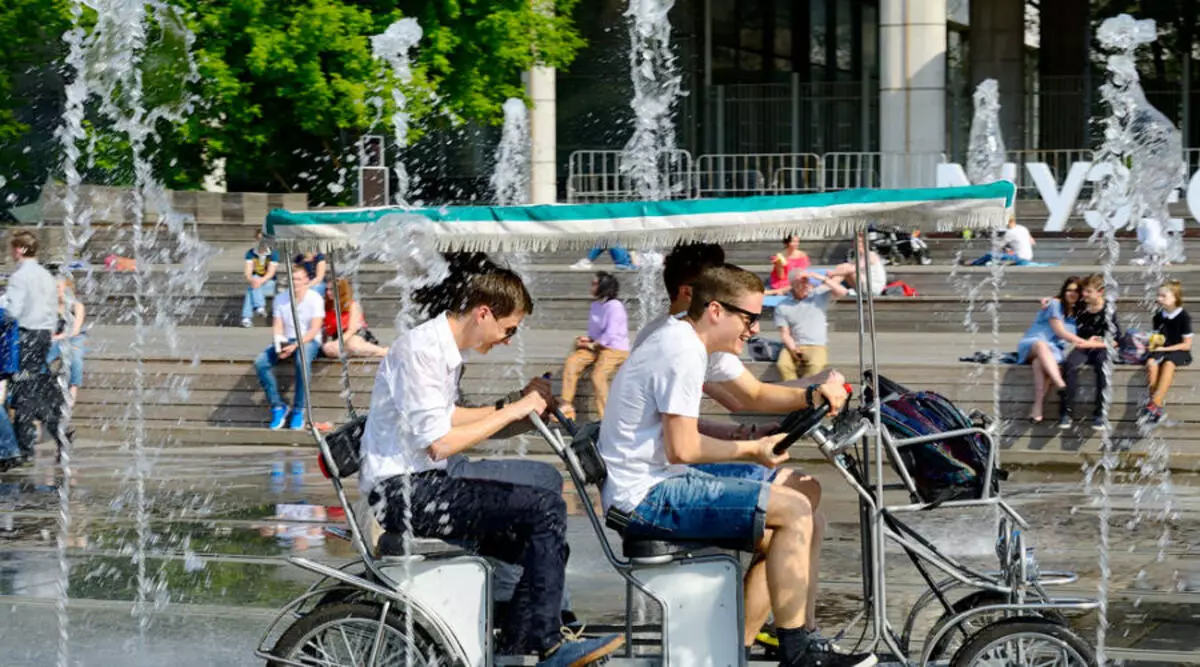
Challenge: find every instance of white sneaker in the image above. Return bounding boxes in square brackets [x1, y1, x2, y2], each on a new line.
[241, 318, 253, 328]
[255, 307, 266, 317]
[570, 258, 593, 270]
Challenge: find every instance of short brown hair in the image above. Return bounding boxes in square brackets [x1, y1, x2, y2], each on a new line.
[458, 269, 533, 318]
[10, 231, 38, 258]
[1082, 274, 1105, 292]
[1162, 279, 1185, 306]
[687, 263, 764, 320]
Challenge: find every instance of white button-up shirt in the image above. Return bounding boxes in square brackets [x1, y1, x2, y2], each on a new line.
[359, 313, 463, 493]
[3, 259, 57, 331]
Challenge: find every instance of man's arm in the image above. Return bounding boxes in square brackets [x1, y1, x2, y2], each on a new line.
[706, 369, 846, 414]
[663, 414, 782, 465]
[429, 395, 544, 461]
[263, 260, 278, 282]
[244, 260, 256, 286]
[5, 271, 27, 323]
[779, 324, 797, 353]
[301, 315, 323, 344]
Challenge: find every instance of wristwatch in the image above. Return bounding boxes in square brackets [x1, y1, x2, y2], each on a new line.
[805, 384, 819, 408]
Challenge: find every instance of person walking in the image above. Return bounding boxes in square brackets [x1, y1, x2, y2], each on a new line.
[3, 231, 58, 460]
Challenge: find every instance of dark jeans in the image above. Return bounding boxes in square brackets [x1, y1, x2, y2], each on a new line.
[12, 328, 55, 457]
[1062, 348, 1108, 418]
[371, 470, 568, 655]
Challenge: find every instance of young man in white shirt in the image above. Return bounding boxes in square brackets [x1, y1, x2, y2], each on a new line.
[255, 257, 326, 430]
[601, 264, 874, 667]
[637, 243, 849, 650]
[970, 215, 1035, 265]
[359, 267, 623, 667]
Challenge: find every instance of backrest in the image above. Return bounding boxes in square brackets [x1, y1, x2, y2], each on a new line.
[320, 414, 367, 478]
[881, 391, 993, 504]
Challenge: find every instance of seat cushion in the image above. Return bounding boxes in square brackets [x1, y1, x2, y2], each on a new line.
[377, 532, 476, 557]
[621, 536, 709, 560]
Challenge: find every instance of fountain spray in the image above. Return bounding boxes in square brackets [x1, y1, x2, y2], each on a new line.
[1087, 15, 1184, 664]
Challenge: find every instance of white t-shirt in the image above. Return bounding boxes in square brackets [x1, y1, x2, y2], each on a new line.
[633, 312, 746, 383]
[1004, 224, 1035, 261]
[1138, 218, 1168, 254]
[599, 316, 708, 513]
[273, 289, 325, 342]
[359, 313, 463, 493]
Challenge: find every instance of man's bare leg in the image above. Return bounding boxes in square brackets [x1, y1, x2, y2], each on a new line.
[762, 486, 813, 629]
[744, 470, 825, 643]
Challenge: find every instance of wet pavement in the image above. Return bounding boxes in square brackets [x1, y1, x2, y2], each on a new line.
[0, 438, 1196, 665]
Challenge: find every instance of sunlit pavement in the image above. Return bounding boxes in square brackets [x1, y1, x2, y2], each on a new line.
[0, 439, 1195, 665]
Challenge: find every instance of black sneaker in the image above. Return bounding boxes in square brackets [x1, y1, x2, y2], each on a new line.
[1091, 416, 1105, 431]
[1056, 414, 1072, 430]
[790, 647, 878, 667]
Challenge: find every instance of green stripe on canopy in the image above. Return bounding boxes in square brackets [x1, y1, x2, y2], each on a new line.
[265, 183, 1014, 252]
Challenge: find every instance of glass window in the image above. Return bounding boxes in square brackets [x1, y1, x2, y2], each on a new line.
[835, 0, 852, 72]
[862, 3, 878, 79]
[775, 0, 792, 59]
[810, 0, 826, 66]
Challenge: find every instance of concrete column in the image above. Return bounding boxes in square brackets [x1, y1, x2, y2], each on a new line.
[528, 65, 557, 204]
[970, 0, 1025, 150]
[880, 0, 947, 187]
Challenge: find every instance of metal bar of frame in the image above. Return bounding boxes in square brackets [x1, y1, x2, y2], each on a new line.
[282, 243, 388, 585]
[326, 254, 357, 417]
[849, 231, 877, 652]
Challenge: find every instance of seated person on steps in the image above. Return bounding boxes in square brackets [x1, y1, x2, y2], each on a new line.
[600, 263, 876, 667]
[358, 263, 622, 667]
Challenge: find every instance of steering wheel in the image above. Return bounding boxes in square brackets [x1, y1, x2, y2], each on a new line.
[772, 383, 854, 454]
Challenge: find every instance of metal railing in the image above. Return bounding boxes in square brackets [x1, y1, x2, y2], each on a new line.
[565, 150, 693, 203]
[565, 148, 1195, 203]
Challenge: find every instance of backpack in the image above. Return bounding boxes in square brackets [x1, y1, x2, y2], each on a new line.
[880, 390, 996, 505]
[1119, 329, 1149, 365]
[882, 280, 919, 297]
[747, 336, 784, 362]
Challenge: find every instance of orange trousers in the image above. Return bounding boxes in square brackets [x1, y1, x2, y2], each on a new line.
[560, 347, 629, 418]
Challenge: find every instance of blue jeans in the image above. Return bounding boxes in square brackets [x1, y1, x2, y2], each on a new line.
[242, 279, 276, 320]
[623, 469, 769, 551]
[0, 408, 19, 459]
[254, 339, 321, 410]
[47, 334, 87, 387]
[692, 462, 779, 483]
[443, 455, 572, 609]
[587, 245, 634, 266]
[970, 252, 1029, 266]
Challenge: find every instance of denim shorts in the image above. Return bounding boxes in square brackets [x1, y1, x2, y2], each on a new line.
[624, 470, 770, 552]
[691, 462, 779, 483]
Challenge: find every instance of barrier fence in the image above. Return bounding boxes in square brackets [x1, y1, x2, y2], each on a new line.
[567, 148, 1200, 203]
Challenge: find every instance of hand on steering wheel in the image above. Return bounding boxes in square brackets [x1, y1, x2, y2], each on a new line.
[753, 434, 790, 468]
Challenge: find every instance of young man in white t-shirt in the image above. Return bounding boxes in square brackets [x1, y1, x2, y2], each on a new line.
[255, 257, 326, 430]
[970, 216, 1035, 265]
[601, 264, 874, 667]
[359, 267, 623, 667]
[635, 243, 849, 652]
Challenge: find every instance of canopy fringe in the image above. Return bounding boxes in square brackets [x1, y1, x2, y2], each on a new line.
[278, 209, 1005, 254]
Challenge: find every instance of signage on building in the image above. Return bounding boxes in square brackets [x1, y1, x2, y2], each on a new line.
[937, 162, 1200, 232]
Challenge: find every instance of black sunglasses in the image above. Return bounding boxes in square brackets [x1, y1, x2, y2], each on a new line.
[714, 300, 761, 328]
[501, 324, 519, 341]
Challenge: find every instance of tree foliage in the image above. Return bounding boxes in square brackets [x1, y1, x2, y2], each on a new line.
[0, 0, 585, 206]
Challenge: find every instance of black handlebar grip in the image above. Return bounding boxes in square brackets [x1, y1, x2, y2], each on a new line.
[772, 384, 853, 455]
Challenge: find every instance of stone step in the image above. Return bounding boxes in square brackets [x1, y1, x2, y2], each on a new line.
[71, 293, 1179, 332]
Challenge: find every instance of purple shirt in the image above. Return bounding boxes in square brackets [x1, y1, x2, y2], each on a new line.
[589, 299, 629, 351]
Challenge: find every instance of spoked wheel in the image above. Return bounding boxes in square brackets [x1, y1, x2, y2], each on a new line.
[926, 591, 1066, 662]
[268, 602, 443, 667]
[950, 618, 1096, 667]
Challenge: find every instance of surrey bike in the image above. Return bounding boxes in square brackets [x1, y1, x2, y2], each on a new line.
[253, 181, 1096, 665]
